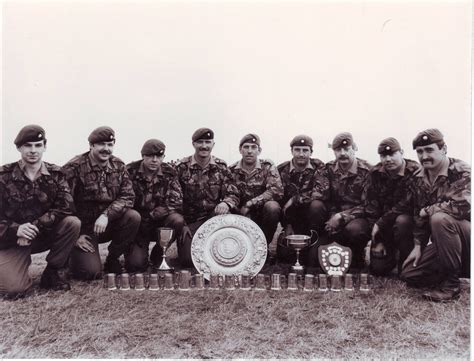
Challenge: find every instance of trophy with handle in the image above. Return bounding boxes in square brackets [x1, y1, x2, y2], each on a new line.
[157, 227, 174, 272]
[284, 230, 318, 273]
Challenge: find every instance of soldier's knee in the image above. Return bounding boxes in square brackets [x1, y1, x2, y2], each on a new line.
[429, 212, 453, 229]
[309, 200, 326, 214]
[123, 209, 141, 225]
[263, 201, 281, 218]
[395, 214, 413, 229]
[166, 213, 185, 229]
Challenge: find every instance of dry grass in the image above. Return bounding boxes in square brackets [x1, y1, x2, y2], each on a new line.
[0, 245, 470, 359]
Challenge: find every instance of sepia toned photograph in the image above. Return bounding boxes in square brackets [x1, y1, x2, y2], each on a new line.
[0, 0, 470, 358]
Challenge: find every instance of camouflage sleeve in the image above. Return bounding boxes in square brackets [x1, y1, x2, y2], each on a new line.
[103, 168, 135, 221]
[221, 167, 240, 209]
[424, 170, 470, 221]
[310, 165, 330, 202]
[249, 165, 283, 207]
[0, 181, 20, 248]
[31, 171, 75, 232]
[150, 176, 184, 221]
[61, 162, 79, 198]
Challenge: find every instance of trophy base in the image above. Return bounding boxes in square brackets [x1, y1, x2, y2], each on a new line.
[291, 264, 305, 274]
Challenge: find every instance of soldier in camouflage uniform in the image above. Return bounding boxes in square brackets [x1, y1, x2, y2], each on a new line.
[125, 139, 184, 272]
[228, 133, 283, 261]
[325, 132, 372, 269]
[276, 135, 330, 266]
[400, 129, 470, 302]
[365, 138, 420, 276]
[0, 125, 80, 296]
[62, 126, 140, 279]
[176, 127, 239, 267]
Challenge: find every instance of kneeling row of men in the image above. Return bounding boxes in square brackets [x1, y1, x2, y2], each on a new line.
[0, 125, 470, 302]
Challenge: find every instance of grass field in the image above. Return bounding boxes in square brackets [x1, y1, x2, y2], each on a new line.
[0, 245, 470, 359]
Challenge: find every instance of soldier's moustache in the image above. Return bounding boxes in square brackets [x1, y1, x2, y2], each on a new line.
[99, 150, 112, 155]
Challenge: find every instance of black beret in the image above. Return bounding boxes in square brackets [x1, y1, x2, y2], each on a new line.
[14, 124, 46, 147]
[239, 133, 261, 147]
[141, 139, 166, 156]
[412, 128, 444, 149]
[331, 132, 354, 150]
[378, 137, 401, 155]
[192, 128, 214, 142]
[88, 126, 115, 144]
[290, 134, 313, 148]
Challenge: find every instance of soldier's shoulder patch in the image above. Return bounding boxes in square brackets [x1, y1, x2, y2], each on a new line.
[162, 162, 177, 176]
[404, 159, 421, 174]
[450, 158, 471, 174]
[110, 155, 125, 166]
[214, 157, 228, 167]
[0, 162, 16, 174]
[357, 158, 372, 171]
[277, 160, 290, 171]
[44, 162, 62, 173]
[228, 161, 239, 169]
[310, 158, 325, 169]
[261, 158, 275, 167]
[64, 153, 85, 167]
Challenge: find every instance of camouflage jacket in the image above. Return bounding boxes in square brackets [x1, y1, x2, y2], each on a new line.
[326, 158, 372, 224]
[409, 157, 470, 246]
[126, 160, 183, 222]
[62, 152, 135, 230]
[277, 158, 329, 208]
[176, 155, 239, 223]
[364, 159, 420, 231]
[228, 159, 283, 209]
[0, 161, 75, 249]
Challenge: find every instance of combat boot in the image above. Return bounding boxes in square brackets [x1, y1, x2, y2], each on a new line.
[422, 277, 461, 302]
[40, 265, 71, 291]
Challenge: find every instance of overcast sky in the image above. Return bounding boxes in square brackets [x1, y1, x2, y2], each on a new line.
[1, 0, 471, 167]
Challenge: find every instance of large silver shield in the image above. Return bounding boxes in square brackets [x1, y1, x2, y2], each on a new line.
[191, 215, 267, 280]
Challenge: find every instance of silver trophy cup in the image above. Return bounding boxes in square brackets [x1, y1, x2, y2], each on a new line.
[157, 227, 174, 272]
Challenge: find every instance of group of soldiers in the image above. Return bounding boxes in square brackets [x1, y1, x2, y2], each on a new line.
[0, 124, 470, 302]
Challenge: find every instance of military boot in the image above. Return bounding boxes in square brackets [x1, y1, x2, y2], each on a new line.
[422, 277, 461, 302]
[40, 265, 71, 291]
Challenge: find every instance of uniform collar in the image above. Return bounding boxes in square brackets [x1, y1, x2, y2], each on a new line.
[16, 160, 50, 180]
[235, 159, 262, 170]
[191, 155, 216, 167]
[290, 159, 313, 172]
[88, 152, 112, 170]
[138, 161, 163, 176]
[379, 159, 406, 177]
[416, 157, 450, 181]
[334, 158, 358, 175]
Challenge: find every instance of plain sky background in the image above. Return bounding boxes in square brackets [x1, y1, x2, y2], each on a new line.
[1, 0, 471, 167]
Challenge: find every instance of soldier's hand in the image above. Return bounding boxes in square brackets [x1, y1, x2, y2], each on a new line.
[326, 213, 343, 232]
[94, 214, 108, 235]
[371, 242, 387, 258]
[17, 237, 32, 247]
[371, 224, 380, 240]
[402, 245, 422, 269]
[17, 223, 39, 240]
[215, 202, 230, 215]
[240, 206, 251, 217]
[419, 208, 428, 218]
[282, 199, 293, 216]
[76, 235, 95, 253]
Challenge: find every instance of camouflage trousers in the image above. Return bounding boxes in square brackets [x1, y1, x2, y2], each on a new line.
[0, 216, 80, 296]
[400, 213, 470, 288]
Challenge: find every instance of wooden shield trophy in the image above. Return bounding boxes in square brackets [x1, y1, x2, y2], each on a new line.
[318, 242, 352, 276]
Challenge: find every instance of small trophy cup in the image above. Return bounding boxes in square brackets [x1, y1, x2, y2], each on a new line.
[157, 227, 174, 272]
[284, 230, 318, 273]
